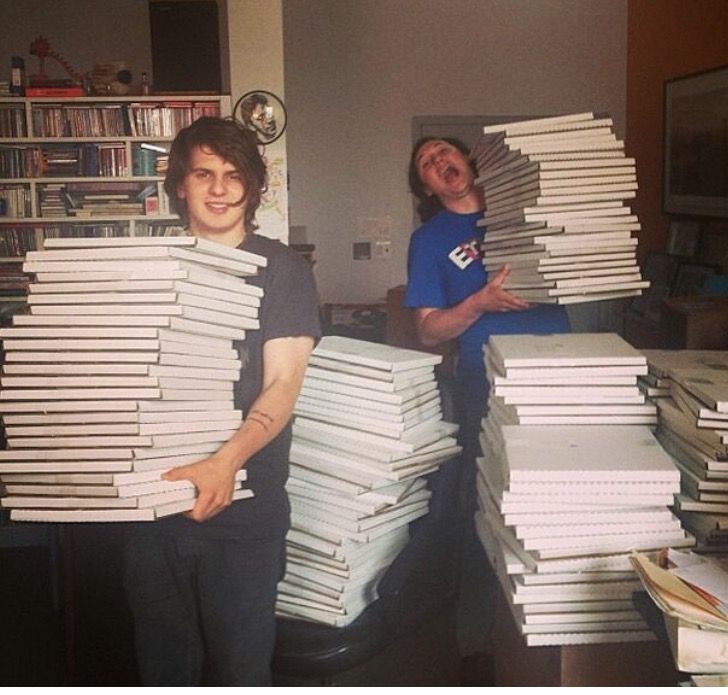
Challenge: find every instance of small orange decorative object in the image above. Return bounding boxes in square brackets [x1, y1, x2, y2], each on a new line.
[29, 35, 84, 84]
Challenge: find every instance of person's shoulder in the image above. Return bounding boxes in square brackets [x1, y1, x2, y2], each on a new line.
[244, 233, 307, 268]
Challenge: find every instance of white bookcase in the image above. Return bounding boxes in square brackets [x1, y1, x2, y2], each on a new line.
[0, 94, 231, 299]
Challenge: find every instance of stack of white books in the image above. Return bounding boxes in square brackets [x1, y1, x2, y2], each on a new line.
[485, 332, 657, 426]
[641, 350, 728, 550]
[472, 112, 649, 304]
[476, 333, 692, 646]
[275, 336, 462, 627]
[0, 236, 263, 522]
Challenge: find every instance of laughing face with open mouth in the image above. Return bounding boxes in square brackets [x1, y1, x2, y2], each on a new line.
[414, 138, 480, 213]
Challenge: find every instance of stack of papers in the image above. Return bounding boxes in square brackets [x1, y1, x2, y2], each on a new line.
[472, 113, 648, 304]
[476, 333, 691, 646]
[641, 350, 728, 550]
[631, 549, 728, 674]
[275, 336, 462, 627]
[485, 332, 656, 425]
[0, 236, 263, 522]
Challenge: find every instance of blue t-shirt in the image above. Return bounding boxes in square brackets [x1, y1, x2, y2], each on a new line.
[405, 208, 570, 375]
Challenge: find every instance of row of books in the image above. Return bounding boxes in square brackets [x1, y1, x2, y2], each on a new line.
[476, 332, 690, 646]
[0, 185, 32, 218]
[472, 113, 648, 304]
[0, 104, 27, 138]
[28, 102, 221, 139]
[0, 143, 131, 178]
[0, 235, 266, 522]
[36, 181, 171, 219]
[0, 227, 40, 256]
[641, 349, 728, 553]
[276, 336, 461, 627]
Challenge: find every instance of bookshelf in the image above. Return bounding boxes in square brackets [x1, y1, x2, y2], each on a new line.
[0, 94, 231, 299]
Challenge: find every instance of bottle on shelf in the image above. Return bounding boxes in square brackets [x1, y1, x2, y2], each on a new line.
[10, 57, 25, 97]
[141, 72, 150, 96]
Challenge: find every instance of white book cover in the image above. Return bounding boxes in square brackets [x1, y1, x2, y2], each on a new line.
[302, 365, 434, 393]
[28, 279, 177, 294]
[311, 335, 441, 372]
[9, 488, 252, 523]
[488, 332, 646, 369]
[301, 376, 437, 406]
[43, 234, 267, 268]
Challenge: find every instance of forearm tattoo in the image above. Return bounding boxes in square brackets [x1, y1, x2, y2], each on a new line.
[248, 410, 274, 432]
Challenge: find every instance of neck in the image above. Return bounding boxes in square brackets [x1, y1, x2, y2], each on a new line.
[189, 226, 247, 248]
[441, 186, 484, 215]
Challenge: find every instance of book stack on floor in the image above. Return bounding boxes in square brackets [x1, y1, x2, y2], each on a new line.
[476, 332, 692, 646]
[275, 336, 462, 627]
[640, 349, 728, 552]
[0, 235, 263, 522]
[472, 112, 649, 304]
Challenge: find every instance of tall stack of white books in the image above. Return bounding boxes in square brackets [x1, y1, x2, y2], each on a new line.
[472, 112, 649, 304]
[476, 332, 692, 646]
[275, 336, 462, 627]
[0, 236, 262, 522]
[641, 350, 728, 551]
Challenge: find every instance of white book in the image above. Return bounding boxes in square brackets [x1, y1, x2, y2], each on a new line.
[487, 332, 645, 369]
[35, 270, 187, 283]
[482, 426, 679, 484]
[3, 351, 159, 364]
[27, 291, 179, 305]
[481, 112, 598, 136]
[9, 488, 253, 523]
[302, 376, 437, 406]
[172, 279, 261, 308]
[12, 314, 170, 327]
[43, 234, 267, 269]
[303, 365, 434, 393]
[0, 326, 159, 339]
[168, 316, 245, 341]
[3, 363, 151, 375]
[176, 292, 259, 320]
[28, 279, 177, 294]
[0, 388, 161, 401]
[1, 339, 161, 352]
[312, 335, 441, 372]
[1, 375, 159, 388]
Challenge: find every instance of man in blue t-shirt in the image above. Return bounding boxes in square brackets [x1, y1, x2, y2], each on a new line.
[404, 136, 570, 682]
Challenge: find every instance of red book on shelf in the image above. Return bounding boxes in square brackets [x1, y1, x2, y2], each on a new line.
[25, 86, 85, 97]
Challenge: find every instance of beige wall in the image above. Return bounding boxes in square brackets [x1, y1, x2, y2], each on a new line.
[283, 0, 628, 304]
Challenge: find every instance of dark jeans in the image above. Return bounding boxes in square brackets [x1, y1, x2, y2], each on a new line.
[453, 370, 497, 656]
[122, 531, 286, 686]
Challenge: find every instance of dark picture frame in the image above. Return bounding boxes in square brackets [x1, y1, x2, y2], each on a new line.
[672, 262, 718, 298]
[663, 64, 728, 217]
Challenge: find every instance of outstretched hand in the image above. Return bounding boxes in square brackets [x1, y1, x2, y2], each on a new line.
[163, 455, 239, 523]
[472, 265, 530, 314]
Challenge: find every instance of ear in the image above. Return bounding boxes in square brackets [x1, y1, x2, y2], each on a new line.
[177, 183, 186, 200]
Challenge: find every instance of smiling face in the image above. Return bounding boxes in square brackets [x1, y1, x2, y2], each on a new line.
[414, 139, 479, 212]
[177, 145, 248, 247]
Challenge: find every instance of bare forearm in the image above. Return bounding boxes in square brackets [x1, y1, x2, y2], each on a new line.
[212, 382, 299, 471]
[417, 295, 484, 346]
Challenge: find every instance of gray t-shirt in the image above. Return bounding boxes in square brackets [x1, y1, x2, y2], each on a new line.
[155, 232, 321, 541]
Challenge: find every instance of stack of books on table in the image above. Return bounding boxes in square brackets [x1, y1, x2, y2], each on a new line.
[275, 336, 462, 627]
[0, 235, 263, 522]
[476, 332, 692, 646]
[472, 112, 649, 304]
[640, 349, 728, 552]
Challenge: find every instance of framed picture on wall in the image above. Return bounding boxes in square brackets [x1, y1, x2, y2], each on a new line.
[671, 262, 719, 298]
[663, 64, 728, 217]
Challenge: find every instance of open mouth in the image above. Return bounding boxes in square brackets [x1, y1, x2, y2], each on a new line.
[442, 165, 460, 183]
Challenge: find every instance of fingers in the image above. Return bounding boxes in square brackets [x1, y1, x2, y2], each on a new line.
[187, 489, 232, 523]
[162, 465, 190, 482]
